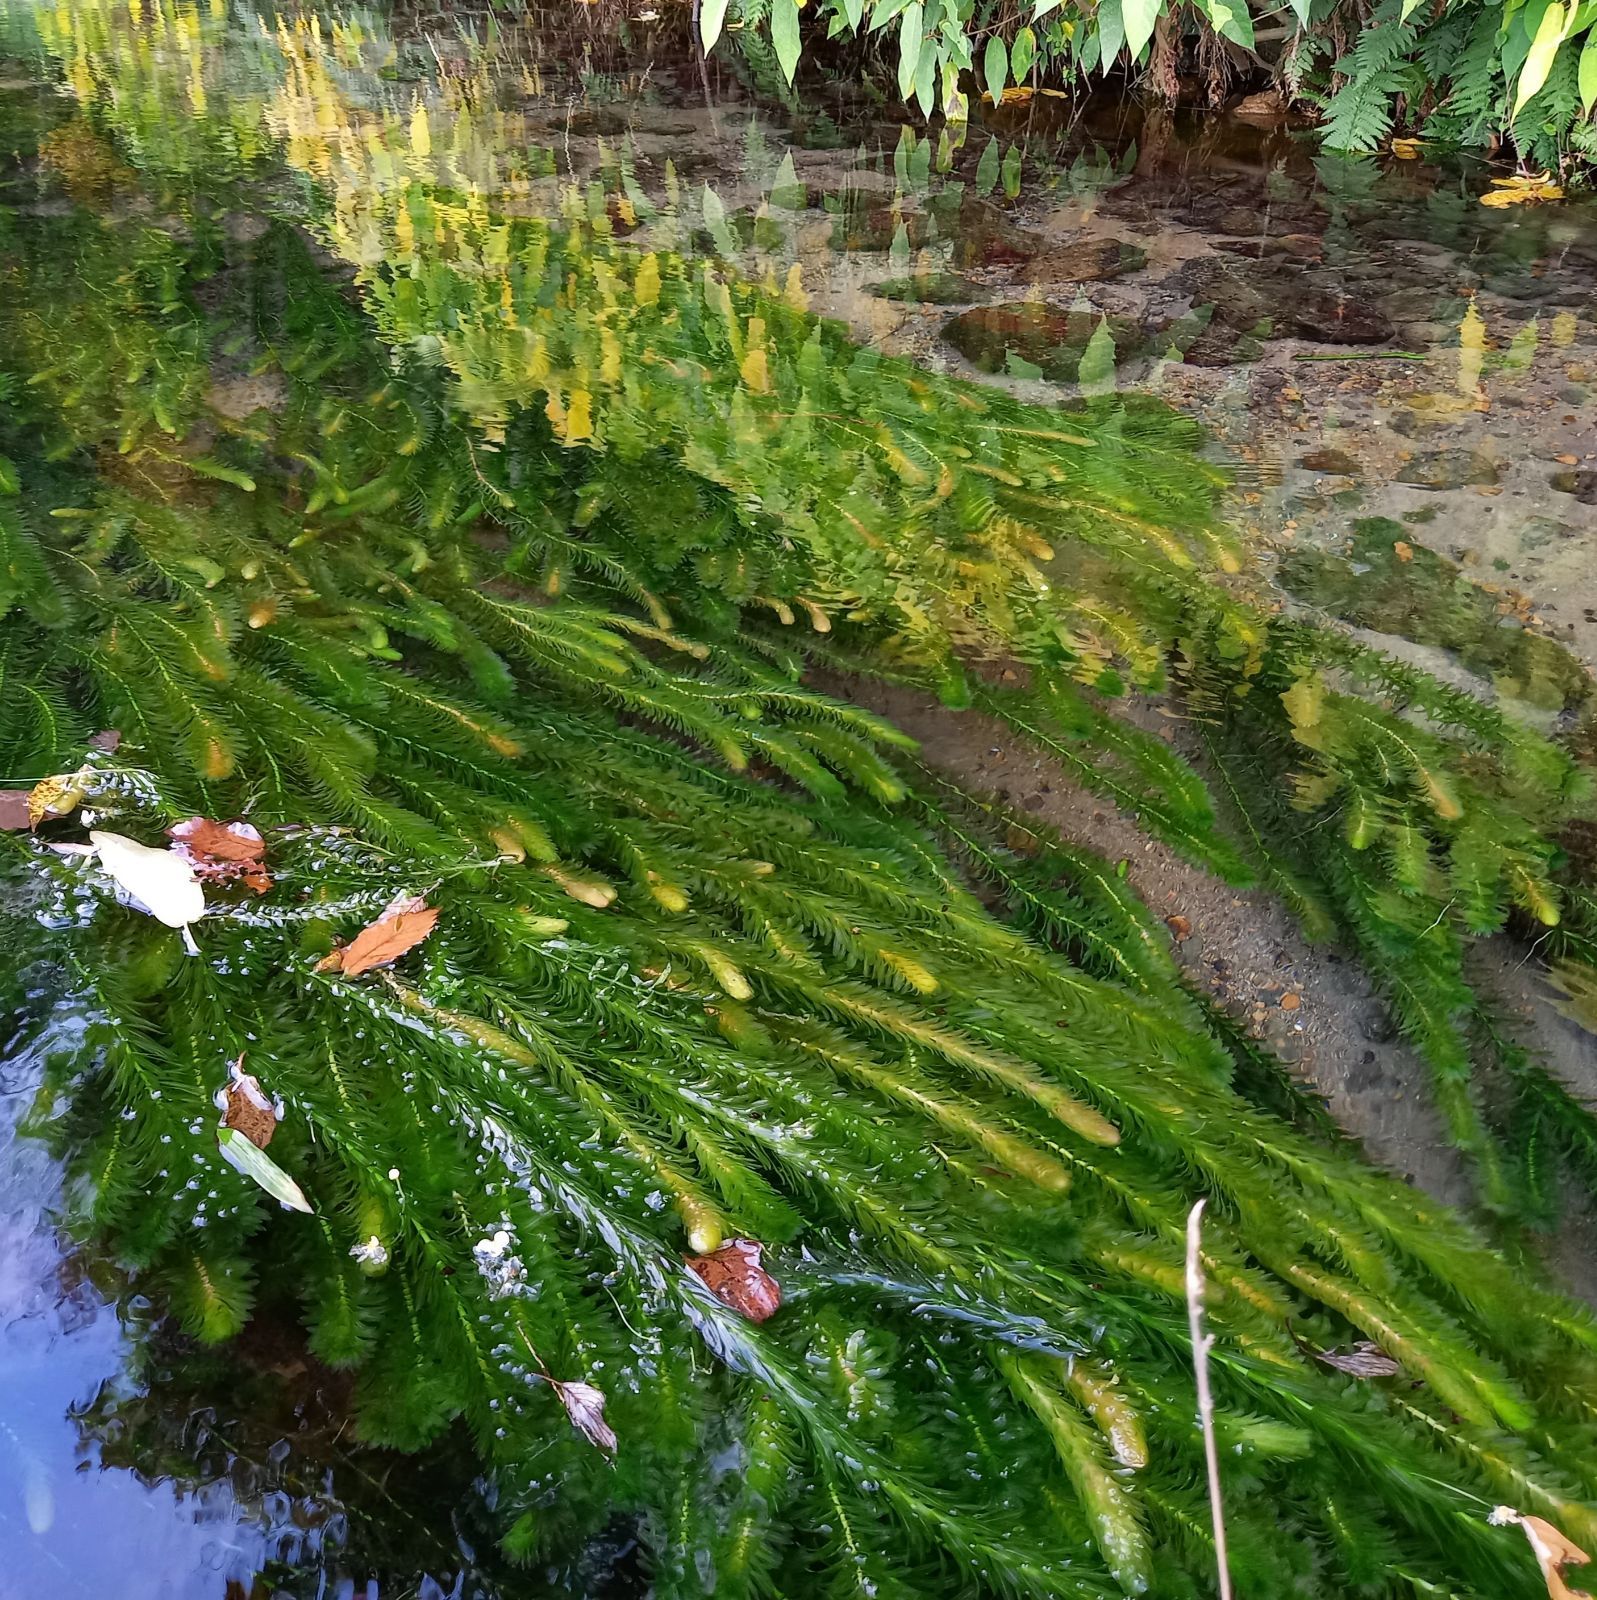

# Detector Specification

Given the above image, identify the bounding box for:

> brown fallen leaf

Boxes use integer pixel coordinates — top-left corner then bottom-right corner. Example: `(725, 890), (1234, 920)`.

(89, 729), (121, 753)
(685, 1238), (782, 1323)
(1165, 914), (1192, 943)
(0, 791), (30, 831)
(1555, 454), (1579, 466)
(1280, 992), (1302, 1012)
(168, 817), (272, 893)
(548, 1377), (617, 1455)
(1393, 540), (1414, 563)
(1316, 1341), (1402, 1378)
(1491, 1507), (1594, 1600)
(216, 1054), (278, 1149)
(317, 893), (440, 977)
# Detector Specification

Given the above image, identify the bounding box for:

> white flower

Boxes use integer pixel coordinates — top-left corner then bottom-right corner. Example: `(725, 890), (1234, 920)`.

(349, 1235), (389, 1268)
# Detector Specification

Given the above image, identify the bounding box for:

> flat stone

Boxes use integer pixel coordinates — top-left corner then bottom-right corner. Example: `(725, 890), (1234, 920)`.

(1020, 238), (1148, 285)
(1396, 450), (1499, 490)
(868, 272), (989, 305)
(1289, 289), (1393, 345)
(1552, 469), (1597, 505)
(1298, 448), (1360, 475)
(943, 301), (1142, 381)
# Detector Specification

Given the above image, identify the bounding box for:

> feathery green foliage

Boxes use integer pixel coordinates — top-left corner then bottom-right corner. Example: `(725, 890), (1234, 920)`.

(5, 13), (1597, 1597)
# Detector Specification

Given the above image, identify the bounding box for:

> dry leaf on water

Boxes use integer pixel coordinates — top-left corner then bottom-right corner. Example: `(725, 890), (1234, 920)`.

(1490, 1507), (1594, 1599)
(89, 830), (205, 935)
(1316, 1341), (1402, 1378)
(1479, 172), (1565, 208)
(168, 817), (272, 893)
(215, 1054), (279, 1149)
(0, 735), (121, 832)
(1393, 540), (1415, 563)
(26, 766), (93, 827)
(317, 892), (439, 976)
(1165, 914), (1192, 943)
(548, 1378), (617, 1455)
(685, 1238), (782, 1323)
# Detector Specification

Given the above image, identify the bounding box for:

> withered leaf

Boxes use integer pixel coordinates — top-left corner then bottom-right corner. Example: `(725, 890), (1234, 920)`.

(89, 729), (121, 753)
(548, 1378), (616, 1455)
(217, 1055), (278, 1149)
(685, 1238), (782, 1324)
(0, 791), (30, 831)
(317, 893), (440, 977)
(1491, 1507), (1594, 1600)
(1165, 914), (1192, 943)
(1316, 1341), (1402, 1378)
(28, 766), (93, 827)
(168, 817), (273, 893)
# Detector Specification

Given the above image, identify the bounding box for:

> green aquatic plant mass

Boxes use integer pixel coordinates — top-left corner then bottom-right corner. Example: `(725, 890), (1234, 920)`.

(10, 7), (1597, 1597)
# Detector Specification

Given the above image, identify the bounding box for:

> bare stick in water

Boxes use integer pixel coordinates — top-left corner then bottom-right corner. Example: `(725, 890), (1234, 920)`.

(1187, 1199), (1233, 1600)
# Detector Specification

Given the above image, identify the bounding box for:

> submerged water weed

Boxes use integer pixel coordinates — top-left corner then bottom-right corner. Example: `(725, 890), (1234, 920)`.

(6, 12), (1597, 1599)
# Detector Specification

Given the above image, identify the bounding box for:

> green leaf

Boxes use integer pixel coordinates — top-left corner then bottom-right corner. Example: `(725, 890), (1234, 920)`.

(1122, 0), (1161, 61)
(1001, 142), (1023, 197)
(983, 32), (1009, 98)
(1011, 25), (1037, 80)
(1200, 0), (1255, 48)
(218, 1128), (314, 1214)
(915, 34), (940, 114)
(976, 135), (1001, 195)
(1515, 0), (1568, 112)
(772, 0), (802, 84)
(1580, 28), (1597, 110)
(844, 0), (865, 30)
(1096, 0), (1126, 73)
(899, 1), (924, 96)
(1289, 0), (1312, 24)
(700, 0), (732, 53)
(1078, 316), (1119, 394)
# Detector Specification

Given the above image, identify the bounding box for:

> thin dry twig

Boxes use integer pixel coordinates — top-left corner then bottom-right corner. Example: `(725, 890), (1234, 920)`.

(1187, 1199), (1233, 1600)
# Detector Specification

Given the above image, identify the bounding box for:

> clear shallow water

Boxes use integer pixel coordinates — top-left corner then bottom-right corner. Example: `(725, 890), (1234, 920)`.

(1, 5), (1596, 1594)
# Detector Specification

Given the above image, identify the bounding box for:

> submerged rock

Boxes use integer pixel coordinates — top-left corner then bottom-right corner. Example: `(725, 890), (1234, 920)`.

(1552, 468), (1597, 505)
(1288, 289), (1394, 345)
(1398, 450), (1500, 490)
(1298, 448), (1361, 476)
(1021, 238), (1148, 285)
(943, 301), (1141, 380)
(868, 272), (989, 305)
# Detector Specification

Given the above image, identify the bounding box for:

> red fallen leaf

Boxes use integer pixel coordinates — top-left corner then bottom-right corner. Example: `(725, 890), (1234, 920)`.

(685, 1238), (782, 1323)
(317, 893), (440, 977)
(168, 817), (273, 894)
(0, 791), (30, 831)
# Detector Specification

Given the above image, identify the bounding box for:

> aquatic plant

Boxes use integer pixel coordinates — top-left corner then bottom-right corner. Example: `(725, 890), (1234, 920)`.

(7, 21), (1597, 1600)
